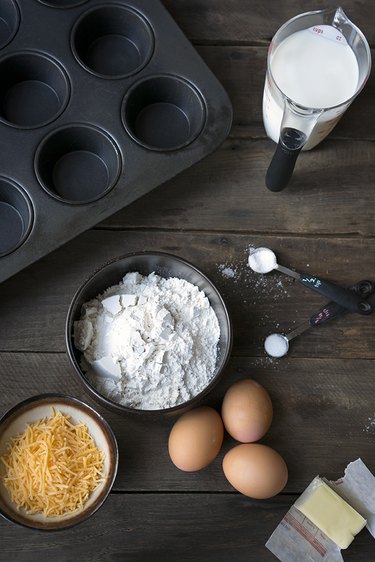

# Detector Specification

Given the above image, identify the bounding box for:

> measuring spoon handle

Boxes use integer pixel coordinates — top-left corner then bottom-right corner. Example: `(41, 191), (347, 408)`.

(299, 275), (372, 315)
(308, 280), (374, 326)
(308, 301), (346, 326)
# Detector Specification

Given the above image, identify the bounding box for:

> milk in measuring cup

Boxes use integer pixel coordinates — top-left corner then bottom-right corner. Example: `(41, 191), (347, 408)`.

(263, 25), (360, 150)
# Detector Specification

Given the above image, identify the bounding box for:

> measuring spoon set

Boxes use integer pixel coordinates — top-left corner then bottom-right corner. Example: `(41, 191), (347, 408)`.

(248, 248), (374, 358)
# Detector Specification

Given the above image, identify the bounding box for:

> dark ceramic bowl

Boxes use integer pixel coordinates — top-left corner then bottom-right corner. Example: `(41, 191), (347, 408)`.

(0, 394), (118, 530)
(66, 252), (232, 417)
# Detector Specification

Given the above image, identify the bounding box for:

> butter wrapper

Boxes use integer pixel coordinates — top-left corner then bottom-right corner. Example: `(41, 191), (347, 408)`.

(329, 458), (375, 538)
(266, 458), (374, 562)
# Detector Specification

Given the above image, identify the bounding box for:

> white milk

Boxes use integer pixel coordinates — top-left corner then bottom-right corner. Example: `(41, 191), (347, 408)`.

(263, 25), (359, 149)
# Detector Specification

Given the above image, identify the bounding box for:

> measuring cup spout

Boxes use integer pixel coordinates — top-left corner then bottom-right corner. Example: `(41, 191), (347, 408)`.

(333, 6), (350, 28)
(266, 101), (322, 192)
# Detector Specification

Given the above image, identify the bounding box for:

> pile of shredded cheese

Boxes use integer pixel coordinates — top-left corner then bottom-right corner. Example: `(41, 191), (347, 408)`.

(1, 409), (105, 517)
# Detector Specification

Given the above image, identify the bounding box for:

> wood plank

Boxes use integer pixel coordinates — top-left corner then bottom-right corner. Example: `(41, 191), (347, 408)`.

(194, 46), (375, 139)
(0, 353), (373, 493)
(98, 139), (375, 235)
(1, 232), (373, 355)
(1, 2), (374, 561)
(163, 0), (375, 45)
(0, 492), (373, 561)
(0, 494), (304, 562)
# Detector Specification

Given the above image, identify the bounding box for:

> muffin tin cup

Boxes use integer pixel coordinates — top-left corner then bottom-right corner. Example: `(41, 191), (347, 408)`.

(0, 177), (33, 257)
(122, 74), (206, 151)
(0, 51), (70, 128)
(37, 1), (89, 7)
(0, 0), (20, 50)
(71, 3), (154, 79)
(0, 0), (233, 283)
(35, 124), (122, 204)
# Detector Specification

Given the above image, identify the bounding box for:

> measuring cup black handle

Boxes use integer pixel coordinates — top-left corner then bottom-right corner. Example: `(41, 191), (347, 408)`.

(265, 128), (306, 192)
(299, 275), (372, 315)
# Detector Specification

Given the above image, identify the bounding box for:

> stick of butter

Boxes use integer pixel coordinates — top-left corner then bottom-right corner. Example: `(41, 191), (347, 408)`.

(295, 478), (367, 549)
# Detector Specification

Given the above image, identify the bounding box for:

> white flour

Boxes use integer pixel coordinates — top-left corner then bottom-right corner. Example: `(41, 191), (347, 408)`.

(74, 272), (220, 410)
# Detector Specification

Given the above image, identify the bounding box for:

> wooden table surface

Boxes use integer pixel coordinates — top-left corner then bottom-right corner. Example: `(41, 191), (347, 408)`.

(1, 1), (375, 560)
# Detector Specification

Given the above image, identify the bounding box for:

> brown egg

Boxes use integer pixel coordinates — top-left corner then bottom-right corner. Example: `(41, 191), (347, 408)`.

(222, 443), (288, 499)
(168, 406), (224, 472)
(221, 378), (273, 442)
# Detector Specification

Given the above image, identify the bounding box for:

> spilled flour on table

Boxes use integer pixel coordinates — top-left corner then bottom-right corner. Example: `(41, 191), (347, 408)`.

(218, 265), (238, 280)
(216, 244), (297, 362)
(248, 356), (284, 369)
(363, 413), (375, 434)
(217, 244), (293, 303)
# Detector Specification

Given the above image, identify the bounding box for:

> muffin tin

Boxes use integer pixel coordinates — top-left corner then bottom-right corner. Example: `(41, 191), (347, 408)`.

(0, 0), (232, 283)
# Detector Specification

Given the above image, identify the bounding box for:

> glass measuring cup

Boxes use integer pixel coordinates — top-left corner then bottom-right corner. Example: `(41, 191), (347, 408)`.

(263, 6), (371, 192)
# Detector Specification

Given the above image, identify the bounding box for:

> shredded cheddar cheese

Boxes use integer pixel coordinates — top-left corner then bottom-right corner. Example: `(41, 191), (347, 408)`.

(1, 409), (105, 517)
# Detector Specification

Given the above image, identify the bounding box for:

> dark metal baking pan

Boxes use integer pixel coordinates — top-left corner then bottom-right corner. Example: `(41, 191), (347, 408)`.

(0, 0), (232, 283)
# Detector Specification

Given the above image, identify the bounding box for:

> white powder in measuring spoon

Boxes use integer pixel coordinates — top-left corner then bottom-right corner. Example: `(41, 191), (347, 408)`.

(74, 272), (220, 410)
(264, 333), (289, 358)
(248, 248), (277, 274)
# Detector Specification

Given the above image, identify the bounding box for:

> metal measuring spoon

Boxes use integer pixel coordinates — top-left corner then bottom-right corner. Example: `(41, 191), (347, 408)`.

(248, 247), (372, 315)
(264, 280), (374, 358)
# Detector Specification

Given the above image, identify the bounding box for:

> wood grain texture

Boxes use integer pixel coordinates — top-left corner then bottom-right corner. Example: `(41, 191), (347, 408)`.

(0, 494), (373, 562)
(1, 232), (374, 356)
(193, 46), (375, 140)
(163, 0), (375, 45)
(99, 139), (375, 234)
(0, 494), (312, 562)
(0, 353), (373, 493)
(1, 1), (375, 560)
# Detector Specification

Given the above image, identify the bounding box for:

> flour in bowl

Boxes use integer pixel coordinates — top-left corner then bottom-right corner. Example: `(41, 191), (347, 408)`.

(74, 272), (220, 410)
